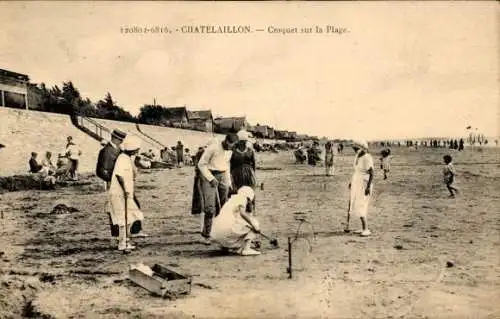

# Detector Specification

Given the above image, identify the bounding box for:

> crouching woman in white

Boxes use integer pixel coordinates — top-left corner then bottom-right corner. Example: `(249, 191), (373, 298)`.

(109, 135), (144, 251)
(210, 186), (261, 256)
(345, 139), (374, 237)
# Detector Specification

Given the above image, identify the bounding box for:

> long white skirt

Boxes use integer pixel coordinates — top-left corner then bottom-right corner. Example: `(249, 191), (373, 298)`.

(108, 192), (144, 227)
(349, 175), (372, 218)
(212, 218), (259, 248)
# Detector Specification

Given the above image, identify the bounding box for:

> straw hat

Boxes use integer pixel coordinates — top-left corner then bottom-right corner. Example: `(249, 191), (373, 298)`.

(111, 129), (127, 141)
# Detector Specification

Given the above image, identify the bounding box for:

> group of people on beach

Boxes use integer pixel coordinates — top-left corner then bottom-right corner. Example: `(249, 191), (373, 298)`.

(191, 129), (260, 255)
(28, 136), (82, 189)
(294, 139), (381, 236)
(130, 141), (193, 169)
(292, 138), (460, 236)
(95, 128), (260, 255)
(92, 125), (461, 253)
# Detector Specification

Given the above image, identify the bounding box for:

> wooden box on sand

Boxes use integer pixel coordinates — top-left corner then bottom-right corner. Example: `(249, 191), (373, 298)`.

(128, 263), (192, 298)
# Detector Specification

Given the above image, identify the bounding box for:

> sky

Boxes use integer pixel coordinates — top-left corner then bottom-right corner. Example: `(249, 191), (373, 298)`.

(1, 1), (498, 140)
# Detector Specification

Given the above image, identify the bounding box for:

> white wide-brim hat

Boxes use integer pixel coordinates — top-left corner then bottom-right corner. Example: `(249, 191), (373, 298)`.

(352, 139), (368, 150)
(121, 135), (141, 151)
(237, 130), (251, 141)
(237, 186), (255, 201)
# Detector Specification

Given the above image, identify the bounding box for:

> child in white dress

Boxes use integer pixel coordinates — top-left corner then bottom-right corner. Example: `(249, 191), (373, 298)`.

(443, 155), (458, 198)
(380, 148), (391, 180)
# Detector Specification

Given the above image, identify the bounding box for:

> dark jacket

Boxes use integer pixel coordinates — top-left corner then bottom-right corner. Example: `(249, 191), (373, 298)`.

(29, 158), (42, 173)
(96, 142), (121, 182)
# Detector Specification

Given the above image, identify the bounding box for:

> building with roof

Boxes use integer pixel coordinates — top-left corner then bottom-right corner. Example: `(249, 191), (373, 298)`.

(187, 110), (214, 132)
(214, 116), (249, 134)
(165, 106), (189, 125)
(252, 124), (278, 139)
(0, 69), (30, 109)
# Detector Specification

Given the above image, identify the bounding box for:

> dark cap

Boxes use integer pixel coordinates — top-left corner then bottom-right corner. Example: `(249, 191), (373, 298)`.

(111, 129), (127, 140)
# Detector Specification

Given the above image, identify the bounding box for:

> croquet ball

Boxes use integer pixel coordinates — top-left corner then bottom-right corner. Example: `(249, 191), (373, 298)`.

(446, 261), (454, 268)
(394, 245), (404, 250)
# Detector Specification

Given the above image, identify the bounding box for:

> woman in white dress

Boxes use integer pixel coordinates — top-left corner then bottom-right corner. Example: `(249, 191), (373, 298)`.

(109, 135), (144, 251)
(210, 186), (261, 256)
(345, 139), (374, 237)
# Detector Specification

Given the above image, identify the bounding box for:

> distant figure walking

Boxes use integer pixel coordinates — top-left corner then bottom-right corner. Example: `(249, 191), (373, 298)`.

(443, 155), (459, 198)
(458, 139), (464, 151)
(65, 136), (82, 180)
(176, 141), (184, 167)
(324, 141), (335, 176)
(345, 140), (374, 237)
(380, 148), (391, 180)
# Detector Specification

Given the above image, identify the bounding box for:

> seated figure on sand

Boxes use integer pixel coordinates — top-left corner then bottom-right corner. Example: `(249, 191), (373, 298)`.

(144, 149), (156, 160)
(29, 152), (56, 189)
(41, 151), (56, 173)
(134, 155), (152, 169)
(184, 148), (193, 166)
(29, 152), (42, 173)
(210, 186), (261, 256)
(55, 153), (72, 181)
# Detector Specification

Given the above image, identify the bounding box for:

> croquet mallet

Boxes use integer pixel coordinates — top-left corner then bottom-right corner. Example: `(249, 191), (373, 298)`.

(247, 225), (279, 247)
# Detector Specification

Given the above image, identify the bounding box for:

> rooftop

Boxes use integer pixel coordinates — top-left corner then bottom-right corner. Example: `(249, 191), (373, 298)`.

(0, 69), (29, 82)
